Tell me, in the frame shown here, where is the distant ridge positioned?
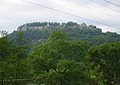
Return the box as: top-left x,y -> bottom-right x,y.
17,22 -> 99,32
9,21 -> 120,45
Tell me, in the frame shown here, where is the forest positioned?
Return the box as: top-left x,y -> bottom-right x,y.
10,22 -> 120,45
0,22 -> 120,85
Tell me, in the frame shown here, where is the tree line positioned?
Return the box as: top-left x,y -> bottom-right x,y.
0,30 -> 120,85
10,22 -> 120,46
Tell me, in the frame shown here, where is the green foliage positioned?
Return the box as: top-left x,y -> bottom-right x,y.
1,22 -> 120,85
87,42 -> 120,85
30,30 -> 89,85
70,40 -> 89,61
0,32 -> 15,84
9,22 -> 120,46
0,32 -> 31,85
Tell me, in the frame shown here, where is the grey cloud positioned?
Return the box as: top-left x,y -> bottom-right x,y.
0,0 -> 120,33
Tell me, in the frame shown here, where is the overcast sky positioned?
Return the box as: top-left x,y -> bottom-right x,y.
0,0 -> 120,33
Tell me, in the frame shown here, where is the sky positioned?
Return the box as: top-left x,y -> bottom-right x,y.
0,0 -> 120,33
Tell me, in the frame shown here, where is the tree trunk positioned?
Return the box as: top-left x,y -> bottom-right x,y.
60,79 -> 64,85
1,72 -> 4,85
15,64 -> 18,85
15,57 -> 19,85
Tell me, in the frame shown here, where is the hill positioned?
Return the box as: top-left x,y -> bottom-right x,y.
9,22 -> 120,45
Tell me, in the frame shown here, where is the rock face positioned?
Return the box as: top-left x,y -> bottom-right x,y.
17,25 -> 48,31
9,22 -> 120,46
28,26 -> 48,30
17,22 -> 99,32
17,26 -> 27,31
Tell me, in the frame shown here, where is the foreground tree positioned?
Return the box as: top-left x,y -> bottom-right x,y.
0,31 -> 14,85
30,30 -> 89,85
13,32 -> 30,85
0,31 -> 30,85
87,42 -> 120,85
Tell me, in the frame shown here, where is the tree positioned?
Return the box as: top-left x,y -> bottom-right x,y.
13,32 -> 29,85
70,40 -> 89,62
0,31 -> 14,85
30,30 -> 89,85
0,31 -> 30,85
87,42 -> 120,85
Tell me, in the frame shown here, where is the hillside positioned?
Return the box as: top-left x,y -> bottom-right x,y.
9,22 -> 120,45
2,22 -> 120,85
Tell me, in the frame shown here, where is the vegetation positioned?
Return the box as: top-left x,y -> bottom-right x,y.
0,31 -> 30,85
87,42 -> 120,85
9,22 -> 120,45
30,30 -> 89,85
0,22 -> 120,85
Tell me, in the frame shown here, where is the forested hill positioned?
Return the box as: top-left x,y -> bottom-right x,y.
9,22 -> 120,45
